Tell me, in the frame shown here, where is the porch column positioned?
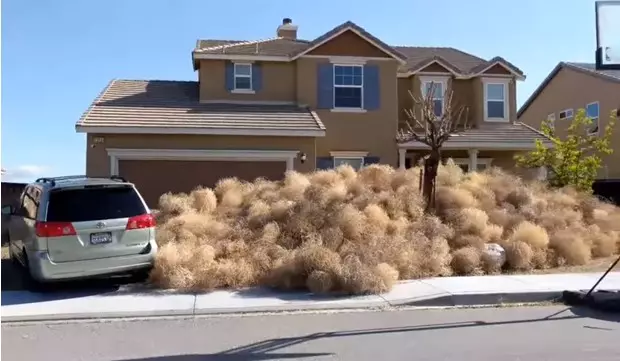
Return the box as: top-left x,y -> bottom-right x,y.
398,149 -> 407,169
468,149 -> 478,172
286,157 -> 295,171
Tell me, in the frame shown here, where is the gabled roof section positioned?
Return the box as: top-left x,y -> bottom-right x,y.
290,21 -> 408,63
407,56 -> 462,76
192,20 -> 523,80
469,56 -> 525,79
395,50 -> 524,79
394,46 -> 486,74
518,62 -> 620,118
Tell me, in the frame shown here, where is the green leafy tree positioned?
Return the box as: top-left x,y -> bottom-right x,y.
515,108 -> 616,192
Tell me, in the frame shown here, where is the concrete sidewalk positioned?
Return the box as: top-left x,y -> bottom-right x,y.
2,272 -> 619,322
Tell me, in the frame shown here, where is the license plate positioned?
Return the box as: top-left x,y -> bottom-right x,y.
90,232 -> 112,245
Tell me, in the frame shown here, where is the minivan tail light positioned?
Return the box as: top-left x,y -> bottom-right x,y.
35,221 -> 77,238
126,214 -> 156,230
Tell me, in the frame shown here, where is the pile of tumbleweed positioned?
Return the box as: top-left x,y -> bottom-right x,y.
150,162 -> 620,295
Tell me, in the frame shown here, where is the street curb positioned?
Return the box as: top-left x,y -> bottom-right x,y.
1,309 -> 196,323
1,290 -> 568,323
387,291 -> 563,307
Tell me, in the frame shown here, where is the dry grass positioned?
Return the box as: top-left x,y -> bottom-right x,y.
150,161 -> 620,295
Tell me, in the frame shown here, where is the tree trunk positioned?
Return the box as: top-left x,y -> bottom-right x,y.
422,148 -> 441,212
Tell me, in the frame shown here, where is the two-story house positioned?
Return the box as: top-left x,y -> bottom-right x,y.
518,62 -> 620,180
76,18 -> 549,207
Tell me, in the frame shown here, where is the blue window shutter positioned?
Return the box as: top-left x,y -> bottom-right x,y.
316,157 -> 334,170
363,64 -> 380,110
317,64 -> 334,109
364,156 -> 380,166
252,63 -> 262,91
225,62 -> 234,91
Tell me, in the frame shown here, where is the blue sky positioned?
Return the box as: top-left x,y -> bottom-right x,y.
1,0 -> 607,182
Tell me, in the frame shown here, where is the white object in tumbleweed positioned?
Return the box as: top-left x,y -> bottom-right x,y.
484,243 -> 506,268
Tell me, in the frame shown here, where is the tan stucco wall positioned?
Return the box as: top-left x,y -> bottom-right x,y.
398,73 -> 518,130
518,67 -> 620,179
296,57 -> 400,166
85,134 -> 316,177
198,60 -> 297,102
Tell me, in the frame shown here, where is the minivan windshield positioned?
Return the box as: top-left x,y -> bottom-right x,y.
46,186 -> 147,222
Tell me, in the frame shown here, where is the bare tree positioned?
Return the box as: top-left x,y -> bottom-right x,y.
396,82 -> 470,212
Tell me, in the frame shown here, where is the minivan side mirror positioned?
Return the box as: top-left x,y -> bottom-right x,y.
1,205 -> 15,215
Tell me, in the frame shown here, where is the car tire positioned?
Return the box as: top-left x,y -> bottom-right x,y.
22,253 -> 50,293
131,268 -> 151,282
6,234 -> 21,267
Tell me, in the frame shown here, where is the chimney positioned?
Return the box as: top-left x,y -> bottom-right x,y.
277,18 -> 298,40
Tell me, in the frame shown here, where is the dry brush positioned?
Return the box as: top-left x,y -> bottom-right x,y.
150,162 -> 620,295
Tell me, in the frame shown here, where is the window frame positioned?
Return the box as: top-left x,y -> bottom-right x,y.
333,156 -> 365,170
558,108 -> 574,120
333,64 -> 364,110
585,101 -> 600,136
420,76 -> 448,117
233,62 -> 253,92
482,78 -> 510,122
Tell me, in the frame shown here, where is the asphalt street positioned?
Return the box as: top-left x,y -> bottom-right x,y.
2,305 -> 619,361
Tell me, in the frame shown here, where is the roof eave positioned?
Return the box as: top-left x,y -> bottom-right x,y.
517,62 -> 565,118
75,125 -> 326,138
290,22 -> 407,65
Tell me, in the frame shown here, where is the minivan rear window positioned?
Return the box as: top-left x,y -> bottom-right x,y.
46,186 -> 147,222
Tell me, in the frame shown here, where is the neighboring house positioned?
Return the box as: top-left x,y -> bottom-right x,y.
76,18 -> 549,207
518,62 -> 620,180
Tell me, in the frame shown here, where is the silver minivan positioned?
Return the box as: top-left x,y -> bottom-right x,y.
2,175 -> 158,285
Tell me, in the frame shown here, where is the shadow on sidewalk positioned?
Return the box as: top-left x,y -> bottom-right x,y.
570,305 -> 620,323
114,307 -> 619,360
1,272 -> 148,306
112,353 -> 332,360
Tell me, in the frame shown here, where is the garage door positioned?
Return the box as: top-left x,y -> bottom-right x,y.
118,160 -> 287,208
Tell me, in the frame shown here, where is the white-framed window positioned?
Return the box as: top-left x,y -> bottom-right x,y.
333,64 -> 363,109
546,113 -> 556,129
420,77 -> 447,117
586,101 -> 600,135
559,108 -> 574,120
450,158 -> 493,173
334,157 -> 364,170
233,63 -> 252,90
483,79 -> 509,122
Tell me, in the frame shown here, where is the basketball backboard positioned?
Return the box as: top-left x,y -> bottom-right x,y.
595,1 -> 620,69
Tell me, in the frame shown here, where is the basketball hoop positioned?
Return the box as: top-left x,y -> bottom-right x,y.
595,1 -> 620,70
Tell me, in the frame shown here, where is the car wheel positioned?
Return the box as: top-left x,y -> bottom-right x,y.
6,235 -> 21,267
131,268 -> 151,282
21,253 -> 50,292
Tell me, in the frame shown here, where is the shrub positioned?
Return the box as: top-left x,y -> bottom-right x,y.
151,163 -> 620,294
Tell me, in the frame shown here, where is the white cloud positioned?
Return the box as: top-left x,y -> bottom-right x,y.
2,165 -> 51,183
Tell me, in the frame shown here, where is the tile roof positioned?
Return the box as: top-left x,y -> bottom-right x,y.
194,21 -> 523,77
564,62 -> 620,81
518,62 -> 620,118
76,80 -> 325,135
197,37 -> 311,57
401,122 -> 552,149
393,46 -> 486,73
